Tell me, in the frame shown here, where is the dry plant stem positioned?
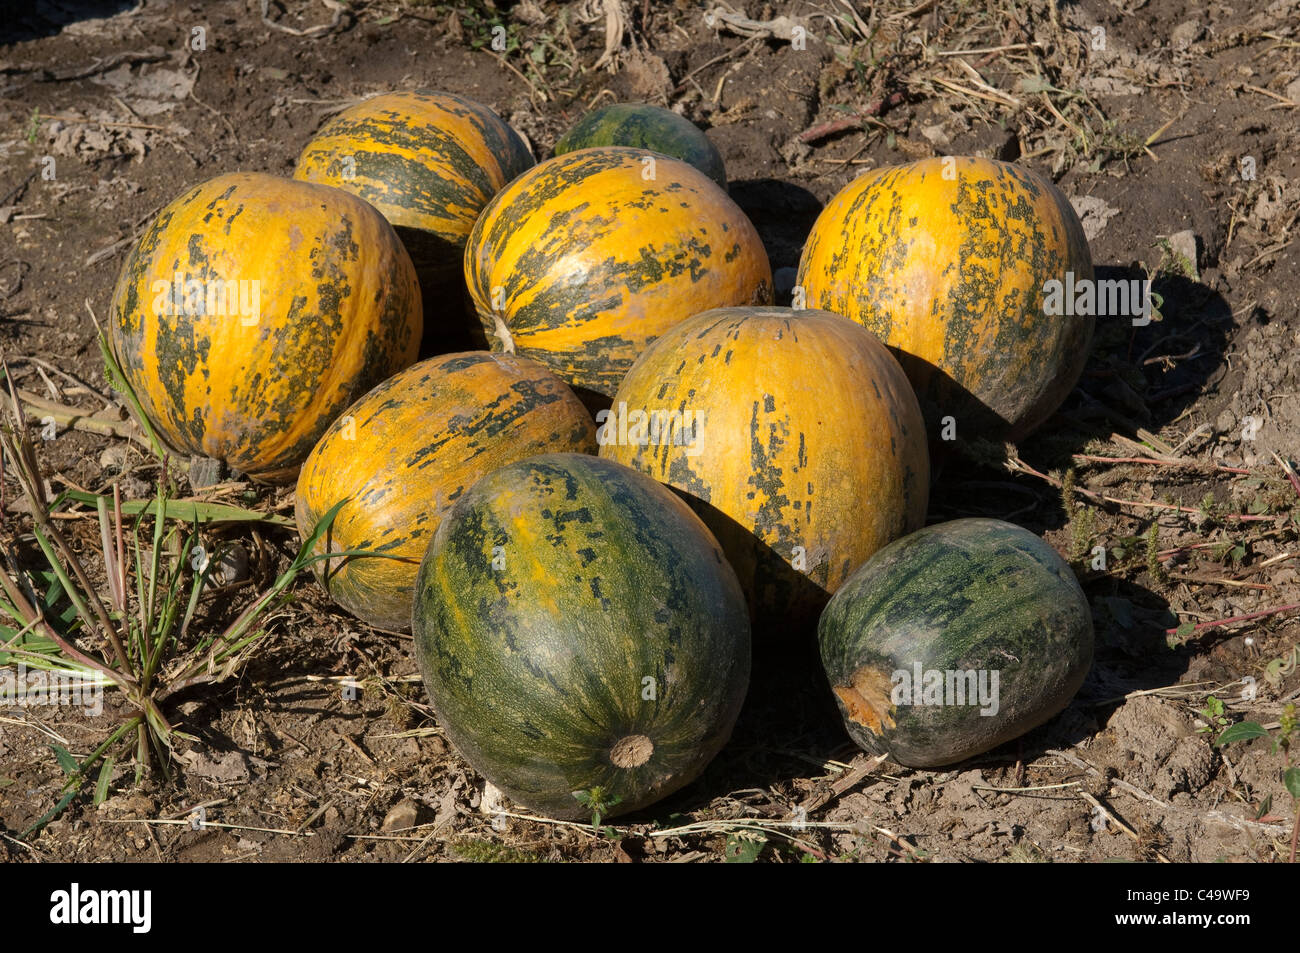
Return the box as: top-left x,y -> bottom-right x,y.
1291,810 -> 1298,864
39,114 -> 169,131
1166,603 -> 1300,637
5,357 -> 116,406
799,92 -> 907,142
1167,572 -> 1271,590
798,752 -> 889,813
1073,454 -> 1250,475
1007,452 -> 1276,521
18,401 -> 143,444
1272,451 -> 1300,497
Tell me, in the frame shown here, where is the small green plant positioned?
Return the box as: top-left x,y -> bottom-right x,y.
571,786 -> 622,830
1154,236 -> 1198,281
1197,695 -> 1231,734
1144,522 -> 1166,582
1197,492 -> 1220,527
1264,646 -> 1299,689
1210,538 -> 1248,567
24,108 -> 40,144
723,829 -> 767,863
1215,703 -> 1299,861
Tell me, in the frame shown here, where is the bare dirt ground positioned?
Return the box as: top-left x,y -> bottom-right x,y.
0,0 -> 1298,863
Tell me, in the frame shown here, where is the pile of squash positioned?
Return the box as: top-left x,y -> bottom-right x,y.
108,93 -> 1093,821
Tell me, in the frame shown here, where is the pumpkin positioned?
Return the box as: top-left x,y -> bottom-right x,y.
464,147 -> 772,398
108,171 -> 422,485
412,452 -> 751,820
818,518 -> 1094,767
796,156 -> 1094,442
293,90 -> 534,350
294,352 -> 597,631
598,306 -> 929,630
553,102 -> 727,189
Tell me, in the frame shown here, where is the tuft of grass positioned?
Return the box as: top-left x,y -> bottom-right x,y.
1006,842 -> 1050,863
1062,470 -> 1098,565
450,838 -> 549,863
0,351 -> 400,836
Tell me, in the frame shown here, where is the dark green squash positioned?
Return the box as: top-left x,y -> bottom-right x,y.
553,102 -> 727,189
818,518 -> 1093,767
412,452 -> 751,820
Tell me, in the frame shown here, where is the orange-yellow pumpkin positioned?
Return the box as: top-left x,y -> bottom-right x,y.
465,147 -> 773,398
598,306 -> 929,628
293,90 -> 533,350
295,352 -> 596,631
796,156 -> 1094,441
109,172 -> 422,484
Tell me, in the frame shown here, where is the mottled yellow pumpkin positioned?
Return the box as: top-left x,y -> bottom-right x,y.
293,90 -> 533,349
465,147 -> 773,398
108,172 -> 422,484
295,352 -> 596,631
797,157 -> 1094,441
598,306 -> 929,629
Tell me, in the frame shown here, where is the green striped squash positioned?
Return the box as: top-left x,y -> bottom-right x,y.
554,103 -> 727,189
818,518 -> 1093,767
412,452 -> 751,820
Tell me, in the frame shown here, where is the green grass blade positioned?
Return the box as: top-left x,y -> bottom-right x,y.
20,789 -> 76,839
96,329 -> 166,460
94,755 -> 115,805
57,490 -> 292,527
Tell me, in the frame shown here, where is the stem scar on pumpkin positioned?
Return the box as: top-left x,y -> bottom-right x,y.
833,665 -> 896,735
491,310 -> 515,353
610,734 -> 654,768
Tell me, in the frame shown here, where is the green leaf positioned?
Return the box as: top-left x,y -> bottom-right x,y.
1284,767 -> 1300,800
56,490 -> 291,526
94,756 -> 115,805
1175,621 -> 1195,638
1254,794 -> 1272,820
1100,596 -> 1134,629
1215,721 -> 1270,747
295,498 -> 350,562
50,744 -> 78,776
724,832 -> 767,863
97,330 -> 166,461
20,788 -> 77,838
